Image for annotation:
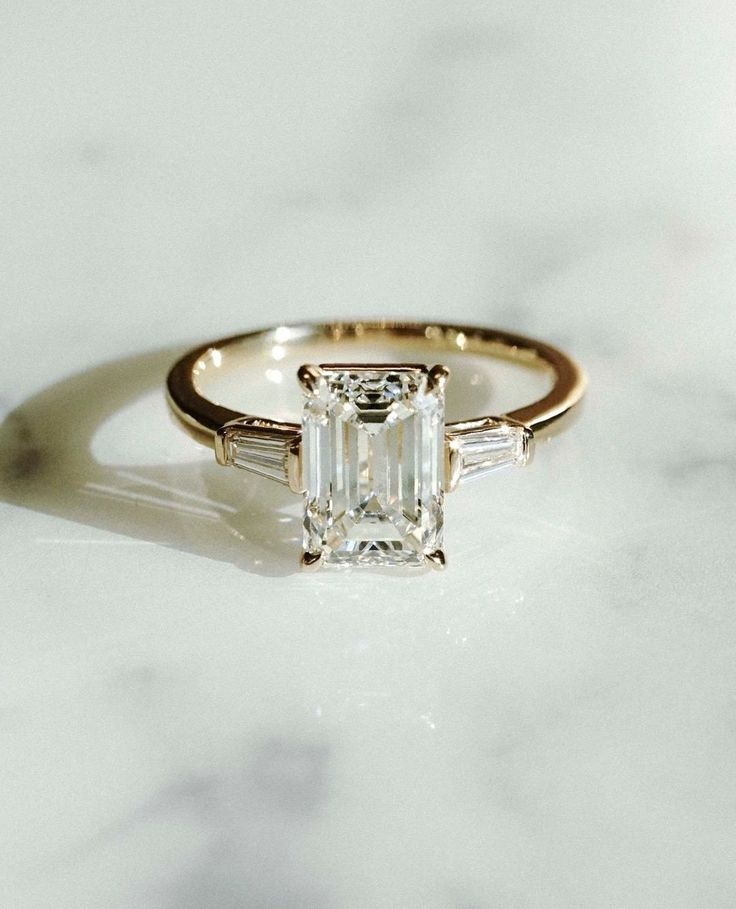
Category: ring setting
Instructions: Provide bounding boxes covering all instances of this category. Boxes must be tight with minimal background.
[167,322,585,570]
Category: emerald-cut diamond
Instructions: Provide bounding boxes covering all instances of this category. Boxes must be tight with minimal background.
[301,365,445,567]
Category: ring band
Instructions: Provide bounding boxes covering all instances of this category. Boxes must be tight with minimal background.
[167,321,586,569]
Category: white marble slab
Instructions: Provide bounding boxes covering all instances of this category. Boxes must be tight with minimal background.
[1,2,735,906]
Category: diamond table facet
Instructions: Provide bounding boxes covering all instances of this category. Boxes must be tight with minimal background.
[302,366,445,566]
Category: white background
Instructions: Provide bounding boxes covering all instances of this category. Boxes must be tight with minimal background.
[1,2,735,907]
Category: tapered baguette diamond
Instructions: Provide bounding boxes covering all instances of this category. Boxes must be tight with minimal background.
[216,420,298,486]
[302,366,444,566]
[447,418,533,488]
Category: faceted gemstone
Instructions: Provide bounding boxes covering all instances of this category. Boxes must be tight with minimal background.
[217,420,297,485]
[446,418,532,487]
[302,366,444,566]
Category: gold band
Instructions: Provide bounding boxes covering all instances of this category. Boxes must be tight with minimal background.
[166,321,586,446]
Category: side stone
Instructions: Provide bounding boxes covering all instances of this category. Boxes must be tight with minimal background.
[215,419,299,486]
[446,417,533,488]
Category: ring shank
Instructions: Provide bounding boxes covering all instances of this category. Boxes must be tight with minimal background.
[166,321,586,445]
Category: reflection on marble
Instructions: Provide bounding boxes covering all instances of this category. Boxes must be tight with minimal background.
[1,1,736,907]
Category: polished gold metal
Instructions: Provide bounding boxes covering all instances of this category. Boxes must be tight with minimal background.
[167,321,586,450]
[427,363,450,393]
[286,436,303,495]
[425,549,447,570]
[296,363,322,395]
[300,550,323,571]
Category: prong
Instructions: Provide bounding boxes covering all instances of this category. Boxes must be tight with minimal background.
[287,436,304,493]
[297,364,322,395]
[425,549,446,570]
[520,425,535,467]
[427,364,450,393]
[444,441,461,492]
[300,550,324,571]
[214,424,230,466]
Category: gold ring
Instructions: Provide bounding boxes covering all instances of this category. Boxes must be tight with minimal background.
[167,321,586,570]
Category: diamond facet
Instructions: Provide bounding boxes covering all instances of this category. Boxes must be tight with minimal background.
[302,366,445,566]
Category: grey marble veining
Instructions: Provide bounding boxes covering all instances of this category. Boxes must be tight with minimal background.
[1,2,736,907]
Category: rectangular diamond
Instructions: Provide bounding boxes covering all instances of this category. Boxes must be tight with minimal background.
[302,366,444,566]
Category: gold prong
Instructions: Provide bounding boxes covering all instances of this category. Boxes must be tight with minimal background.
[445,441,461,492]
[425,549,446,570]
[300,550,324,571]
[520,425,535,467]
[287,436,304,493]
[427,364,450,393]
[297,364,322,394]
[214,425,230,466]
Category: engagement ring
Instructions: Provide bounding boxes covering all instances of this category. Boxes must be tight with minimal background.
[166,322,585,570]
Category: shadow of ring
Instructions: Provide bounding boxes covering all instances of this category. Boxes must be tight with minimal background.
[0,347,302,578]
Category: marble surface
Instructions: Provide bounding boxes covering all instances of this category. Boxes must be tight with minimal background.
[2,2,736,906]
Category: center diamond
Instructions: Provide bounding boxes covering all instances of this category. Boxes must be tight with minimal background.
[301,365,446,567]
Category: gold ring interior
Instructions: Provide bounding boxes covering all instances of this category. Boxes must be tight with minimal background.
[166,321,586,446]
